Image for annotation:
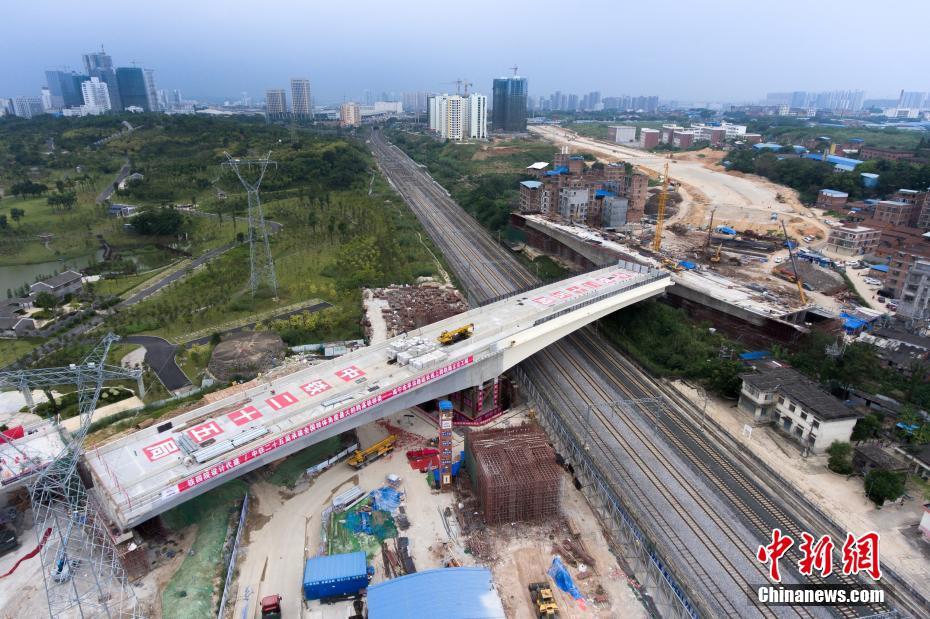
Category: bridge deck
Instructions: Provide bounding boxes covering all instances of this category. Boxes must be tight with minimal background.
[85,264,664,528]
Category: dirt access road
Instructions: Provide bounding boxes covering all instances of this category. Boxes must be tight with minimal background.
[530,125,830,239]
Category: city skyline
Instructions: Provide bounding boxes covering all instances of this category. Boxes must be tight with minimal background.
[1,0,927,105]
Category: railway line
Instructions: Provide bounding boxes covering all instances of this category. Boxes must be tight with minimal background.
[368,129,900,618]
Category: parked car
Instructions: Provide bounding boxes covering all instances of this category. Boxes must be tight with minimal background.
[803,235,814,242]
[0,527,19,558]
[774,257,784,264]
[878,296,886,303]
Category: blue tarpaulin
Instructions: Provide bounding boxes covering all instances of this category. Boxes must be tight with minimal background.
[547,557,582,600]
[896,422,918,434]
[432,451,465,483]
[869,264,889,273]
[678,261,697,270]
[739,351,772,361]
[370,487,403,512]
[716,226,737,235]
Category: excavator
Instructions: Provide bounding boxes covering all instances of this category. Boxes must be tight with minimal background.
[780,221,808,305]
[709,243,723,264]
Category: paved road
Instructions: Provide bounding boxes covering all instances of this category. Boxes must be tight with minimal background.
[124,335,191,391]
[184,301,331,346]
[96,162,131,204]
[119,242,236,307]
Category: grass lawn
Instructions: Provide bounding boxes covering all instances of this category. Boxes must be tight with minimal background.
[0,195,239,267]
[0,337,44,368]
[571,120,664,140]
[176,343,214,385]
[91,268,168,298]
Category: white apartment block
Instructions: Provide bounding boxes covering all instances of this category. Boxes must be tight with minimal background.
[428,93,486,141]
[339,102,361,127]
[738,367,858,454]
[558,186,590,223]
[899,260,930,320]
[81,77,111,113]
[825,224,880,256]
[465,94,487,140]
[290,79,312,118]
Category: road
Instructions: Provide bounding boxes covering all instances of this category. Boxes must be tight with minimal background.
[530,125,830,238]
[96,162,131,204]
[123,335,191,391]
[370,130,911,618]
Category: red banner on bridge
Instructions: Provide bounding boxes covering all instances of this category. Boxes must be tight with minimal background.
[173,355,475,493]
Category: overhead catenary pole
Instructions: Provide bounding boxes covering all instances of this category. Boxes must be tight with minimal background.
[0,333,144,619]
[223,152,279,298]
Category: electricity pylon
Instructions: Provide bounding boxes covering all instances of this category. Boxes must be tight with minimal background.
[0,333,144,618]
[223,152,278,297]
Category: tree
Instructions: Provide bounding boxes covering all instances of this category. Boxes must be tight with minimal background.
[864,469,905,506]
[827,441,853,474]
[33,291,58,309]
[9,208,24,224]
[131,207,186,236]
[0,215,6,230]
[851,414,883,442]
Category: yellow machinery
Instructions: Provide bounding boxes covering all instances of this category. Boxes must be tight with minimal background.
[528,582,559,618]
[438,323,474,346]
[709,243,723,264]
[652,162,670,253]
[780,221,808,305]
[347,435,397,468]
[661,258,684,272]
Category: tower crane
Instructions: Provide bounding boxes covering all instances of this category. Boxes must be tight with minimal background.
[510,65,519,76]
[0,334,144,618]
[652,162,670,253]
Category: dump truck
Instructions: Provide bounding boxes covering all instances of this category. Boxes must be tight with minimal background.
[260,594,282,618]
[528,582,559,618]
[437,323,474,346]
[347,435,397,468]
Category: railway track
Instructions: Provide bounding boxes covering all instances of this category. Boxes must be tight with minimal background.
[369,130,901,618]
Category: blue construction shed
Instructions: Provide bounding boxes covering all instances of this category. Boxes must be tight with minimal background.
[367,567,505,618]
[302,551,369,600]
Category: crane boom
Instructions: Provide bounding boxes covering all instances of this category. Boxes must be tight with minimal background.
[652,162,670,253]
[780,220,808,305]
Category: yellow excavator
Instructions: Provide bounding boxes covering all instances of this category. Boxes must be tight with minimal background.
[438,324,474,346]
[528,582,560,618]
[709,243,723,264]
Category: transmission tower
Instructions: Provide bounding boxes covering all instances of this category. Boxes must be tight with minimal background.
[0,334,144,618]
[223,152,278,297]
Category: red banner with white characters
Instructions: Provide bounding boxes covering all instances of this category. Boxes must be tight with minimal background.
[173,355,475,493]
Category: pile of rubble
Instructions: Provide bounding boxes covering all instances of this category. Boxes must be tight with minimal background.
[364,284,468,339]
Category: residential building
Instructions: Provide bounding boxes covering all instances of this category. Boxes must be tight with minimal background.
[465,94,487,140]
[660,125,685,144]
[859,147,916,162]
[916,192,930,230]
[672,130,694,148]
[738,367,859,454]
[599,193,629,228]
[339,102,360,127]
[12,96,44,119]
[402,91,428,113]
[874,200,916,227]
[40,88,52,112]
[519,180,543,212]
[45,70,86,109]
[29,270,84,298]
[558,183,591,224]
[491,76,527,132]
[826,224,879,256]
[441,95,464,140]
[898,260,930,320]
[143,69,159,112]
[607,126,636,144]
[690,124,727,146]
[639,128,660,149]
[83,48,121,110]
[816,189,849,209]
[81,77,111,113]
[290,79,312,118]
[0,297,37,338]
[117,68,153,111]
[265,89,287,119]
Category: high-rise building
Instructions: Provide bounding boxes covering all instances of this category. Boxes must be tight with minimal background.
[402,91,428,113]
[492,76,528,132]
[45,70,86,109]
[81,49,122,110]
[143,69,159,112]
[13,96,44,119]
[116,67,152,111]
[81,77,111,113]
[340,102,361,127]
[465,94,487,140]
[40,88,52,112]
[290,79,312,118]
[82,49,112,75]
[265,89,287,119]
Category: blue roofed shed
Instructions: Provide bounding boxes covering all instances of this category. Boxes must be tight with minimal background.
[302,551,369,600]
[367,567,505,619]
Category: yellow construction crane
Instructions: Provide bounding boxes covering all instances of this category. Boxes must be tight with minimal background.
[438,323,474,346]
[710,242,723,264]
[780,220,808,305]
[652,162,670,253]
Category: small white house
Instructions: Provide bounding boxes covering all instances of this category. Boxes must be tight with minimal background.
[29,270,84,299]
[739,366,859,454]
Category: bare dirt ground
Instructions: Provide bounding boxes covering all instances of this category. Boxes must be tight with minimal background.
[671,381,930,596]
[530,126,830,241]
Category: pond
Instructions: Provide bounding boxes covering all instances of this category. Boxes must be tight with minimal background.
[0,252,104,296]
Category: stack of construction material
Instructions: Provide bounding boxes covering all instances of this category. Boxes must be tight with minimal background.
[371,285,469,337]
[465,425,561,525]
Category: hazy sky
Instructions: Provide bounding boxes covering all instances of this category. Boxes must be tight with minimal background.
[2,0,926,104]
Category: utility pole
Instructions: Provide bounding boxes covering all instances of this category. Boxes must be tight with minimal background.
[0,334,143,618]
[223,152,278,298]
